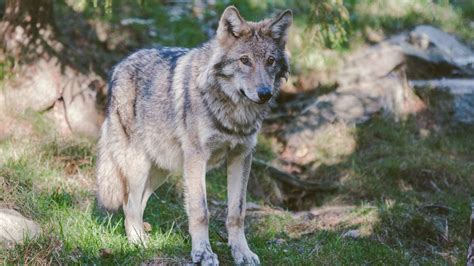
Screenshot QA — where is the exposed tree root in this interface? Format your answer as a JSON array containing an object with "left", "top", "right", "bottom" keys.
[{"left": 253, "top": 158, "right": 339, "bottom": 192}]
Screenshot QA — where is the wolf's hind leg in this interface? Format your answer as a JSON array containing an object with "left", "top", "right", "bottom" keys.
[
  {"left": 120, "top": 151, "right": 151, "bottom": 246},
  {"left": 141, "top": 166, "right": 169, "bottom": 214},
  {"left": 226, "top": 151, "right": 260, "bottom": 265}
]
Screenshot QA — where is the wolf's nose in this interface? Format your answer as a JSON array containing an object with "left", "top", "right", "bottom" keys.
[{"left": 257, "top": 87, "right": 272, "bottom": 102}]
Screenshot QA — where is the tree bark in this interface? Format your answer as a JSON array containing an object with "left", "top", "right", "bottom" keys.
[
  {"left": 3, "top": 0, "right": 54, "bottom": 24},
  {"left": 1, "top": 0, "right": 57, "bottom": 60}
]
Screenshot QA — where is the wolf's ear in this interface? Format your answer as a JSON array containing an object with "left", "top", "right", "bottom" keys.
[
  {"left": 267, "top": 9, "right": 293, "bottom": 45},
  {"left": 217, "top": 6, "right": 250, "bottom": 44}
]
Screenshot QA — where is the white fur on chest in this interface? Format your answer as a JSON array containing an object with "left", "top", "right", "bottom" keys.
[
  {"left": 206, "top": 137, "right": 237, "bottom": 169},
  {"left": 205, "top": 131, "right": 256, "bottom": 169}
]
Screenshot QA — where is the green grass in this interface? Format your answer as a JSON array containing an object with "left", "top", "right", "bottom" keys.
[
  {"left": 312, "top": 116, "right": 474, "bottom": 263},
  {"left": 1, "top": 115, "right": 473, "bottom": 264}
]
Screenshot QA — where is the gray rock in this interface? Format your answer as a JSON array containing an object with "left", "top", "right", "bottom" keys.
[
  {"left": 281, "top": 26, "right": 474, "bottom": 165},
  {"left": 342, "top": 229, "right": 361, "bottom": 239},
  {"left": 410, "top": 25, "right": 474, "bottom": 68},
  {"left": 391, "top": 25, "right": 474, "bottom": 76},
  {"left": 0, "top": 209, "right": 40, "bottom": 247},
  {"left": 337, "top": 43, "right": 405, "bottom": 86},
  {"left": 1, "top": 57, "right": 105, "bottom": 138},
  {"left": 411, "top": 79, "right": 474, "bottom": 124},
  {"left": 281, "top": 44, "right": 424, "bottom": 166}
]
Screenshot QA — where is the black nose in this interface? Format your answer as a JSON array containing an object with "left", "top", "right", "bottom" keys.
[{"left": 257, "top": 87, "right": 272, "bottom": 102}]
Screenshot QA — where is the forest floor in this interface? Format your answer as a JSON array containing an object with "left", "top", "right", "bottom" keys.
[
  {"left": 2, "top": 0, "right": 474, "bottom": 265},
  {"left": 1, "top": 114, "right": 473, "bottom": 264}
]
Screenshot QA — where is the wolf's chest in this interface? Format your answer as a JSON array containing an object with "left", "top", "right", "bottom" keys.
[{"left": 206, "top": 137, "right": 242, "bottom": 169}]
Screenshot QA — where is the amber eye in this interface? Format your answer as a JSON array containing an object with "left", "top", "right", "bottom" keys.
[
  {"left": 267, "top": 56, "right": 275, "bottom": 66},
  {"left": 240, "top": 56, "right": 251, "bottom": 66}
]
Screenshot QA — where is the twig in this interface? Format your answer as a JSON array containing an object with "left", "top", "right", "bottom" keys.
[
  {"left": 252, "top": 158, "right": 339, "bottom": 192},
  {"left": 59, "top": 96, "right": 74, "bottom": 134}
]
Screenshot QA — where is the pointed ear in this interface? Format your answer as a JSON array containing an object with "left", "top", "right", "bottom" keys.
[
  {"left": 216, "top": 6, "right": 250, "bottom": 44},
  {"left": 267, "top": 9, "right": 293, "bottom": 45}
]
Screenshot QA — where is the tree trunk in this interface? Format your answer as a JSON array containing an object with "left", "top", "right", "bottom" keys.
[
  {"left": 0, "top": 0, "right": 104, "bottom": 137},
  {"left": 3, "top": 0, "right": 54, "bottom": 24}
]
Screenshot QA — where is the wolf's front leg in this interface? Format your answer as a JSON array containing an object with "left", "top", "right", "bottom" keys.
[
  {"left": 227, "top": 151, "right": 260, "bottom": 265},
  {"left": 183, "top": 151, "right": 218, "bottom": 265}
]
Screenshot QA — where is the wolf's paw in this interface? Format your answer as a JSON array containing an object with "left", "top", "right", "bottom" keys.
[
  {"left": 231, "top": 245, "right": 260, "bottom": 265},
  {"left": 126, "top": 229, "right": 149, "bottom": 247},
  {"left": 191, "top": 242, "right": 219, "bottom": 265}
]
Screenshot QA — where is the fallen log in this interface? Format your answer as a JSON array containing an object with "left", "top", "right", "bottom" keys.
[{"left": 253, "top": 158, "right": 339, "bottom": 192}]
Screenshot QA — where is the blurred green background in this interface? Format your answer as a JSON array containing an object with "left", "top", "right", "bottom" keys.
[{"left": 53, "top": 0, "right": 474, "bottom": 74}]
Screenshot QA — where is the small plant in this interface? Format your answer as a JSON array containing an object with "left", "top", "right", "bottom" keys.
[{"left": 308, "top": 0, "right": 350, "bottom": 49}]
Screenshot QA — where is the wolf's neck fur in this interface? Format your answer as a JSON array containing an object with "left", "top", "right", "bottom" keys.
[
  {"left": 200, "top": 82, "right": 267, "bottom": 137},
  {"left": 196, "top": 40, "right": 270, "bottom": 137}
]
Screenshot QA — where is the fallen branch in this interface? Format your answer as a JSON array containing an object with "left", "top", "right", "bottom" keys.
[{"left": 253, "top": 158, "right": 339, "bottom": 192}]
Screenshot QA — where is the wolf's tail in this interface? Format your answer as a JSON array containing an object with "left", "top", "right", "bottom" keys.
[{"left": 96, "top": 127, "right": 125, "bottom": 211}]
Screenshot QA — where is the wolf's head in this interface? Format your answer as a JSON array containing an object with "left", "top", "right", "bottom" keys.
[{"left": 211, "top": 6, "right": 292, "bottom": 105}]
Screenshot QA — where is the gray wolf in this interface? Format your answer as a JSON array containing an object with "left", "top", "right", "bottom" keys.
[{"left": 96, "top": 6, "right": 292, "bottom": 265}]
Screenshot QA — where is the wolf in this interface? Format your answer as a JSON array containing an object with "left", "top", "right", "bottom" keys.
[{"left": 96, "top": 6, "right": 292, "bottom": 265}]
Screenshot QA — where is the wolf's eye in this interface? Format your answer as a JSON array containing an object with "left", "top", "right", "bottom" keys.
[
  {"left": 266, "top": 56, "right": 275, "bottom": 66},
  {"left": 240, "top": 56, "right": 251, "bottom": 66}
]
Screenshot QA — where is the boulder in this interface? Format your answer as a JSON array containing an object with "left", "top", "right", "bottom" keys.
[
  {"left": 1, "top": 61, "right": 105, "bottom": 138},
  {"left": 282, "top": 46, "right": 425, "bottom": 165},
  {"left": 0, "top": 209, "right": 40, "bottom": 247},
  {"left": 280, "top": 25, "right": 473, "bottom": 166},
  {"left": 392, "top": 25, "right": 474, "bottom": 76},
  {"left": 411, "top": 79, "right": 474, "bottom": 124}
]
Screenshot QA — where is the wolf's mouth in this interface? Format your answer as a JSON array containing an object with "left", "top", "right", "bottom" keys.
[{"left": 239, "top": 89, "right": 267, "bottom": 105}]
